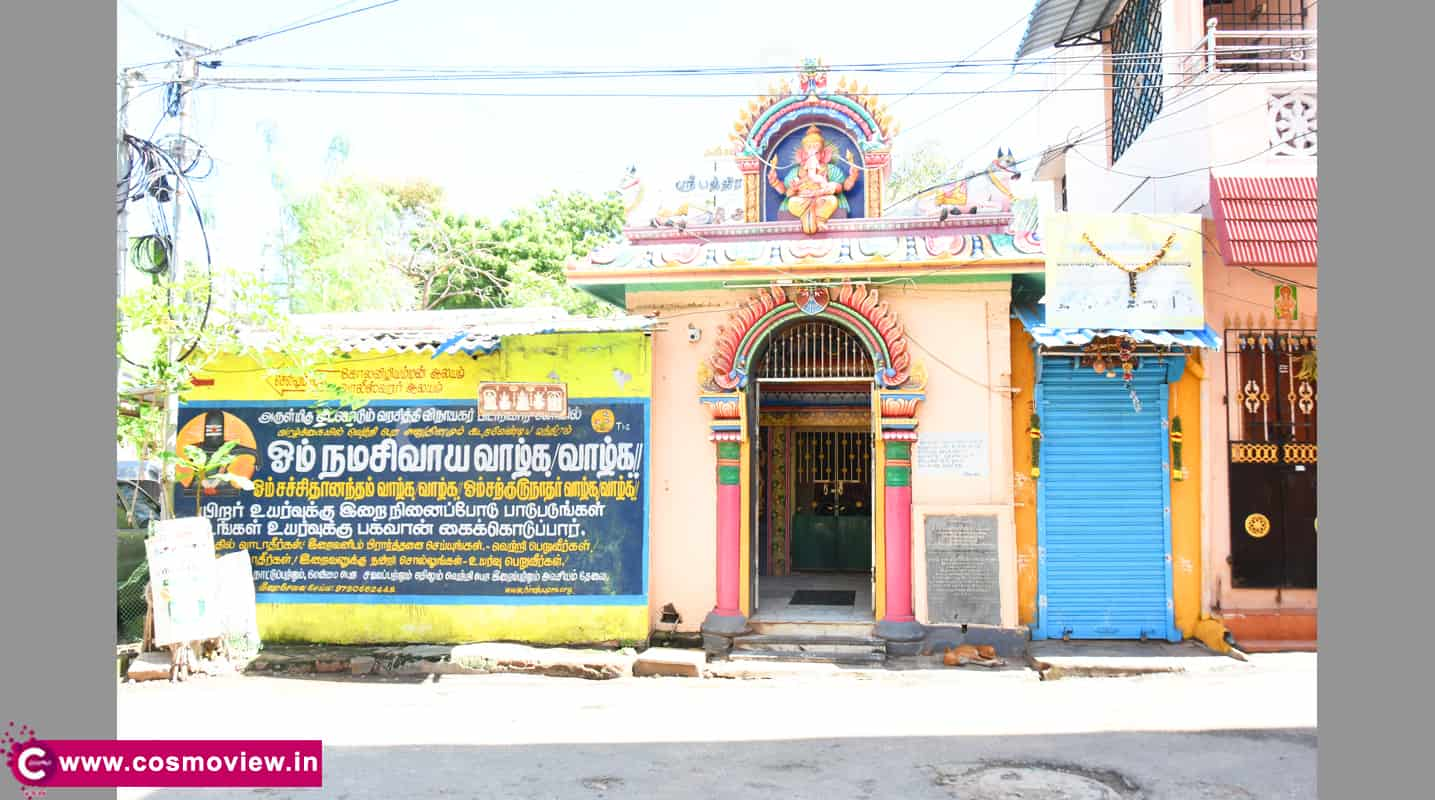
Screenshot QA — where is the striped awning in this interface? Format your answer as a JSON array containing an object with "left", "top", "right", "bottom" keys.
[
  {"left": 1016, "top": 0, "right": 1130, "bottom": 59},
  {"left": 1013, "top": 303, "right": 1221, "bottom": 350},
  {"left": 1210, "top": 174, "right": 1318, "bottom": 266}
]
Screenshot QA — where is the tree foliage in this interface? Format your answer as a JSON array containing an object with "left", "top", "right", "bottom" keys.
[
  {"left": 407, "top": 190, "right": 626, "bottom": 316},
  {"left": 282, "top": 177, "right": 417, "bottom": 313},
  {"left": 883, "top": 139, "right": 964, "bottom": 208},
  {"left": 118, "top": 268, "right": 358, "bottom": 518},
  {"left": 282, "top": 174, "right": 625, "bottom": 317}
]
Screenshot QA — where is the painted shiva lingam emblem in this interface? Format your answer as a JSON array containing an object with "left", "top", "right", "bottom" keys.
[
  {"left": 768, "top": 125, "right": 861, "bottom": 234},
  {"left": 795, "top": 285, "right": 830, "bottom": 315}
]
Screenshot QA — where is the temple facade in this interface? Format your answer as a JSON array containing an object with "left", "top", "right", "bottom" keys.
[{"left": 568, "top": 60, "right": 1228, "bottom": 659}]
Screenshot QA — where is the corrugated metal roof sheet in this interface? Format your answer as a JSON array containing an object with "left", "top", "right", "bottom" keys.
[
  {"left": 1016, "top": 0, "right": 1129, "bottom": 59},
  {"left": 1013, "top": 303, "right": 1221, "bottom": 350},
  {"left": 1211, "top": 175, "right": 1318, "bottom": 266},
  {"left": 241, "top": 308, "right": 654, "bottom": 357}
]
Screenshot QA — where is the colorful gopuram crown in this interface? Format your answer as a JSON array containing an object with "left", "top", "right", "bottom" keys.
[{"left": 730, "top": 58, "right": 897, "bottom": 223}]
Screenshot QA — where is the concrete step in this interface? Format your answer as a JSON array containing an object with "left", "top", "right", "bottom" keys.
[
  {"left": 732, "top": 634, "right": 886, "bottom": 653},
  {"left": 747, "top": 620, "right": 876, "bottom": 638},
  {"left": 1234, "top": 640, "right": 1317, "bottom": 653},
  {"left": 728, "top": 648, "right": 886, "bottom": 667}
]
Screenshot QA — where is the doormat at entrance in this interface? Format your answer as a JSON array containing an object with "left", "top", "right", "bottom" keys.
[{"left": 790, "top": 590, "right": 856, "bottom": 606}]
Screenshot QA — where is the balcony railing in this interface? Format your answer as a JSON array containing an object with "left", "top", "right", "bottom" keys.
[{"left": 1193, "top": 18, "right": 1317, "bottom": 74}]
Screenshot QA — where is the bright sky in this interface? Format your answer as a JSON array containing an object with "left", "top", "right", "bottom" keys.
[{"left": 118, "top": 0, "right": 1057, "bottom": 279}]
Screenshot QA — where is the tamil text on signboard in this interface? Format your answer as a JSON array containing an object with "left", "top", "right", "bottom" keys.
[
  {"left": 173, "top": 399, "right": 648, "bottom": 602},
  {"left": 1043, "top": 213, "right": 1205, "bottom": 330}
]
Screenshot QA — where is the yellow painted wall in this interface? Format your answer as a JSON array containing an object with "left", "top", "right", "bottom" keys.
[
  {"left": 258, "top": 604, "right": 649, "bottom": 645},
  {"left": 185, "top": 331, "right": 653, "bottom": 646},
  {"left": 1010, "top": 320, "right": 1039, "bottom": 626},
  {"left": 1170, "top": 353, "right": 1204, "bottom": 638},
  {"left": 1012, "top": 324, "right": 1206, "bottom": 639},
  {"left": 189, "top": 332, "right": 653, "bottom": 403}
]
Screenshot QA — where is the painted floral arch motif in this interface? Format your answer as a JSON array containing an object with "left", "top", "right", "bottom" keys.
[{"left": 704, "top": 281, "right": 913, "bottom": 391}]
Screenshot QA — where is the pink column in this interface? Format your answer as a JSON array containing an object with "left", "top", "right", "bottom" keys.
[
  {"left": 714, "top": 480, "right": 742, "bottom": 617},
  {"left": 875, "top": 434, "right": 922, "bottom": 648},
  {"left": 882, "top": 439, "right": 916, "bottom": 623},
  {"left": 704, "top": 436, "right": 747, "bottom": 637},
  {"left": 884, "top": 486, "right": 915, "bottom": 622}
]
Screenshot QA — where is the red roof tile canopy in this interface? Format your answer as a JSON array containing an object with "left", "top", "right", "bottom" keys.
[{"left": 1210, "top": 175, "right": 1318, "bottom": 266}]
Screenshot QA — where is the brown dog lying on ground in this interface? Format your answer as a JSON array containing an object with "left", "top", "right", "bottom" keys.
[{"left": 942, "top": 644, "right": 1006, "bottom": 668}]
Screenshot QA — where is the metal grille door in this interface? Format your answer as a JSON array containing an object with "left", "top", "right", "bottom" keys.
[
  {"left": 1225, "top": 329, "right": 1317, "bottom": 588},
  {"left": 1036, "top": 359, "right": 1178, "bottom": 641}
]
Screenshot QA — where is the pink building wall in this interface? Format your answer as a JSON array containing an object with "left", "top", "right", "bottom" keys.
[{"left": 1198, "top": 221, "right": 1318, "bottom": 616}]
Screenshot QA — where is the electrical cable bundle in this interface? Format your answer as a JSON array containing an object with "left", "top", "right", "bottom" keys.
[{"left": 117, "top": 131, "right": 216, "bottom": 367}]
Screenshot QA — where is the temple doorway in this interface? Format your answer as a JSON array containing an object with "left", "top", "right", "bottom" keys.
[{"left": 748, "top": 318, "right": 876, "bottom": 621}]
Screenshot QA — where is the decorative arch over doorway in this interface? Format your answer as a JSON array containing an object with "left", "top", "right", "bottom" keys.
[
  {"left": 705, "top": 281, "right": 915, "bottom": 390},
  {"left": 699, "top": 280, "right": 927, "bottom": 654}
]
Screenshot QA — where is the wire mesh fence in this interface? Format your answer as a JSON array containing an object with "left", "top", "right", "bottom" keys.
[{"left": 118, "top": 555, "right": 149, "bottom": 644}]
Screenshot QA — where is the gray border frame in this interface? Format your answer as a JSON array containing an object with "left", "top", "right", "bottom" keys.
[
  {"left": 1322, "top": 0, "right": 1426, "bottom": 796},
  {"left": 0, "top": 0, "right": 120, "bottom": 780},
  {"left": 0, "top": 1, "right": 1424, "bottom": 797}
]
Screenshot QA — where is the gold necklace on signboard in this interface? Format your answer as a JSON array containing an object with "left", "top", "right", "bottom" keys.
[{"left": 1081, "top": 232, "right": 1177, "bottom": 303}]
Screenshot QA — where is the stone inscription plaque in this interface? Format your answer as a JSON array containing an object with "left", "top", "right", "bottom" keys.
[{"left": 923, "top": 514, "right": 1000, "bottom": 626}]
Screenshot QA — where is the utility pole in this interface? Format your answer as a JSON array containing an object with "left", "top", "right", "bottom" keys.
[
  {"left": 117, "top": 70, "right": 135, "bottom": 311},
  {"left": 154, "top": 31, "right": 208, "bottom": 520},
  {"left": 117, "top": 69, "right": 137, "bottom": 393}
]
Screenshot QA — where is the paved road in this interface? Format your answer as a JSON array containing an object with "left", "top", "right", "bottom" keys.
[{"left": 117, "top": 653, "right": 1316, "bottom": 799}]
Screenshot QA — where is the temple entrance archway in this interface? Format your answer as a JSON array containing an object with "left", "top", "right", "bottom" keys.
[
  {"left": 749, "top": 317, "right": 877, "bottom": 622},
  {"left": 699, "top": 282, "right": 927, "bottom": 651}
]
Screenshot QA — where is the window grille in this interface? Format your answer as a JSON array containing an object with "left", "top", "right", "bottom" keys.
[{"left": 1111, "top": 0, "right": 1165, "bottom": 163}]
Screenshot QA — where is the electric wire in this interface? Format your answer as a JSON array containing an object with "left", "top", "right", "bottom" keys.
[
  {"left": 186, "top": 43, "right": 1314, "bottom": 78},
  {"left": 193, "top": 75, "right": 1315, "bottom": 99},
  {"left": 124, "top": 0, "right": 406, "bottom": 71},
  {"left": 886, "top": 66, "right": 1284, "bottom": 211},
  {"left": 152, "top": 42, "right": 1313, "bottom": 95}
]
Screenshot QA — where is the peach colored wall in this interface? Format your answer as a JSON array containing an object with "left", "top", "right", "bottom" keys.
[
  {"left": 628, "top": 289, "right": 730, "bottom": 632},
  {"left": 629, "top": 280, "right": 1021, "bottom": 631},
  {"left": 1199, "top": 219, "right": 1318, "bottom": 615},
  {"left": 885, "top": 285, "right": 1019, "bottom": 627},
  {"left": 1170, "top": 354, "right": 1205, "bottom": 636},
  {"left": 1170, "top": 0, "right": 1205, "bottom": 53}
]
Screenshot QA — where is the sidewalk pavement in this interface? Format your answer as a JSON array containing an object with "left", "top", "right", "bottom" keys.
[
  {"left": 1028, "top": 638, "right": 1253, "bottom": 680},
  {"left": 124, "top": 636, "right": 1260, "bottom": 684}
]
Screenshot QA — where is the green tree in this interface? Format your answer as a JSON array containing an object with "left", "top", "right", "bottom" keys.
[
  {"left": 118, "top": 267, "right": 359, "bottom": 519},
  {"left": 532, "top": 189, "right": 629, "bottom": 271},
  {"left": 396, "top": 188, "right": 625, "bottom": 316},
  {"left": 282, "top": 176, "right": 417, "bottom": 313},
  {"left": 883, "top": 139, "right": 964, "bottom": 209},
  {"left": 281, "top": 156, "right": 625, "bottom": 316}
]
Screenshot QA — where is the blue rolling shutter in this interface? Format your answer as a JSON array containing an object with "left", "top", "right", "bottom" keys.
[{"left": 1035, "top": 357, "right": 1179, "bottom": 641}]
